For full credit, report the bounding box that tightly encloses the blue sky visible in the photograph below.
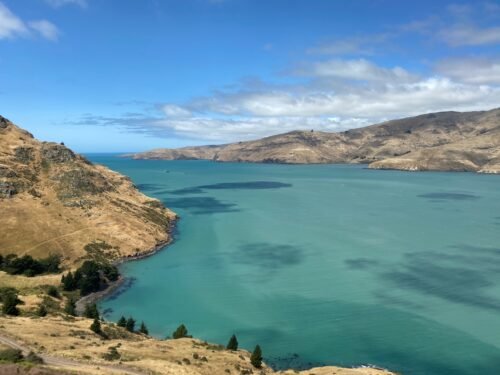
[1,0,500,152]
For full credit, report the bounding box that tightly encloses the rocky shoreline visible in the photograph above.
[76,216,179,314]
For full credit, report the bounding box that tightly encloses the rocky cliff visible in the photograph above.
[130,108,500,173]
[0,116,176,265]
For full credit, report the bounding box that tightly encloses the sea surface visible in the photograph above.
[89,155,500,375]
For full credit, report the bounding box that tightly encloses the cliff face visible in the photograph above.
[130,108,500,173]
[0,116,176,265]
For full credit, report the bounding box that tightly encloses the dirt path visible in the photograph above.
[0,333,147,375]
[23,221,112,253]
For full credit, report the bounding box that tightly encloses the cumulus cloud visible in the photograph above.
[77,65,500,143]
[44,0,87,8]
[0,2,59,41]
[436,58,500,84]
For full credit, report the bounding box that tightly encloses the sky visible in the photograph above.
[1,0,500,152]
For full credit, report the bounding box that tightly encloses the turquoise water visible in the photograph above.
[90,155,500,375]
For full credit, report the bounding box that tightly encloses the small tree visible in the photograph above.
[117,316,127,327]
[250,345,262,368]
[62,271,77,291]
[226,334,238,351]
[47,286,60,298]
[172,324,188,339]
[64,298,76,316]
[90,318,102,335]
[126,317,136,332]
[37,304,47,317]
[2,292,20,316]
[139,321,149,335]
[84,303,99,320]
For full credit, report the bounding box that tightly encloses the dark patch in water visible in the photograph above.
[345,258,380,269]
[450,244,500,257]
[234,243,304,269]
[135,183,165,192]
[167,197,239,214]
[168,187,205,195]
[417,192,479,201]
[374,291,425,310]
[200,181,292,190]
[106,277,137,301]
[381,254,500,310]
[169,181,292,195]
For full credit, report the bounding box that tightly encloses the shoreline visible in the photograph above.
[75,216,179,314]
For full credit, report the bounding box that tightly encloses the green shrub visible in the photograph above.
[47,286,60,299]
[0,348,23,363]
[102,346,120,361]
[83,303,99,319]
[173,324,189,339]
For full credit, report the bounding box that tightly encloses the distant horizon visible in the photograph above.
[13,104,500,153]
[2,0,500,152]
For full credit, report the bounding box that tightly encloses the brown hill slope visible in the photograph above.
[0,116,176,265]
[131,108,500,173]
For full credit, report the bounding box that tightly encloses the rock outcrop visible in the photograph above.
[0,115,176,264]
[130,108,500,173]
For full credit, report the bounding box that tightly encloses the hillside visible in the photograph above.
[0,116,177,265]
[130,108,500,173]
[0,316,396,375]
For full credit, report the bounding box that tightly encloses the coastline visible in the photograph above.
[75,215,179,315]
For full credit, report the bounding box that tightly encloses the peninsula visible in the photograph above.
[130,108,500,174]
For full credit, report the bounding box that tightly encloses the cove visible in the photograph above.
[89,155,500,375]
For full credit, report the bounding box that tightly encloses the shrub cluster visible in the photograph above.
[0,287,21,316]
[0,254,61,277]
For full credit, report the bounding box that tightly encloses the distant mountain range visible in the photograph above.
[129,108,500,173]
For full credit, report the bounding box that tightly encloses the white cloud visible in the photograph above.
[307,34,389,56]
[162,104,192,118]
[87,71,500,142]
[440,25,500,46]
[0,2,59,41]
[0,2,28,39]
[44,0,87,8]
[301,59,417,83]
[28,20,59,41]
[436,58,500,84]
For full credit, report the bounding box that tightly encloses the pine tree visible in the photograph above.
[117,316,127,327]
[83,303,99,319]
[250,345,262,368]
[226,334,238,350]
[64,298,76,316]
[62,271,76,291]
[172,324,188,339]
[139,321,149,335]
[126,317,136,332]
[37,304,47,317]
[90,318,102,335]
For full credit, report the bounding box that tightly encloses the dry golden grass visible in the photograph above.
[0,316,396,375]
[0,272,60,292]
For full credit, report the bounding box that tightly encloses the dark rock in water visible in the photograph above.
[0,116,9,129]
[14,146,35,164]
[41,143,76,163]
